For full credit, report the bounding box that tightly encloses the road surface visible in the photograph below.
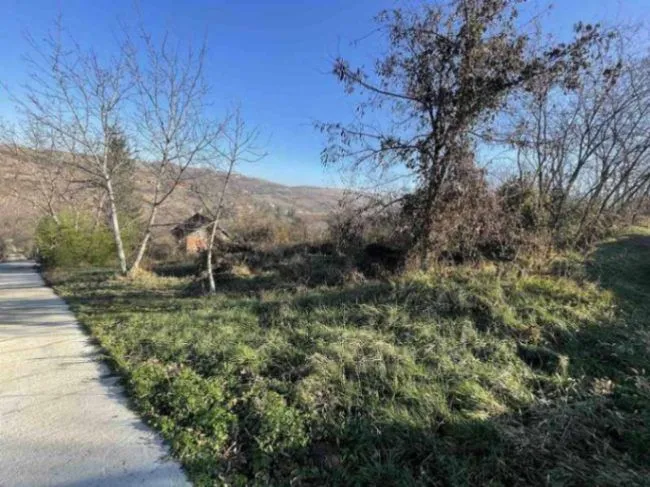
[0,261,189,487]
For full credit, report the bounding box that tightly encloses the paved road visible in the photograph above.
[0,262,189,487]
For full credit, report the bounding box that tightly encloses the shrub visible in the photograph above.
[326,174,531,268]
[35,212,119,268]
[327,200,407,253]
[327,204,366,250]
[498,177,546,232]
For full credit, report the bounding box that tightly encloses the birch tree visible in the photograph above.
[194,108,265,294]
[15,21,133,273]
[125,29,223,274]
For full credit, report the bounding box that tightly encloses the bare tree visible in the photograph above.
[125,28,224,274]
[511,52,650,245]
[13,20,133,273]
[193,108,265,294]
[322,0,610,265]
[6,16,231,273]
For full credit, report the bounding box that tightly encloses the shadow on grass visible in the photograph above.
[152,261,198,279]
[48,232,650,485]
[63,291,191,317]
[587,232,650,310]
[554,232,650,379]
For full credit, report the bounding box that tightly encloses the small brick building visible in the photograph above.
[171,213,212,254]
[171,213,232,255]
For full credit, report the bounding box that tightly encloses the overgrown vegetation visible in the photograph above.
[4,1,650,485]
[322,0,650,264]
[48,226,650,485]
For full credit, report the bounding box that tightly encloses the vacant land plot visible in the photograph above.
[48,228,650,486]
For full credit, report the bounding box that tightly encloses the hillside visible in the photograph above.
[0,148,345,247]
[144,166,345,228]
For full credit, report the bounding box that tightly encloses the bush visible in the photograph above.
[35,212,119,268]
[326,172,533,268]
[498,178,546,232]
[327,200,407,253]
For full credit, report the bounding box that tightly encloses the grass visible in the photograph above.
[47,227,650,486]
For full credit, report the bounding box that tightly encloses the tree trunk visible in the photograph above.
[206,219,220,294]
[106,178,128,275]
[418,157,443,270]
[129,205,158,274]
[205,157,236,295]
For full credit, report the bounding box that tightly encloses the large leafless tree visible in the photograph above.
[125,29,225,273]
[14,20,133,273]
[323,0,610,264]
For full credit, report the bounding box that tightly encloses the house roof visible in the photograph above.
[171,213,232,241]
[171,213,212,239]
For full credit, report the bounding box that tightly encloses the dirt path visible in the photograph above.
[0,261,189,487]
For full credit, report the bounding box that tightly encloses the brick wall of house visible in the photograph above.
[185,231,208,254]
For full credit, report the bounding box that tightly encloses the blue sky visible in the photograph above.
[1,0,648,187]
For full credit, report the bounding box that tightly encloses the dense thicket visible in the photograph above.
[324,0,650,262]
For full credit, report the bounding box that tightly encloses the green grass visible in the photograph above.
[48,228,650,486]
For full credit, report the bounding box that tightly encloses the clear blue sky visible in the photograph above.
[1,0,648,187]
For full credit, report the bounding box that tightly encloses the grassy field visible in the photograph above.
[48,228,650,486]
